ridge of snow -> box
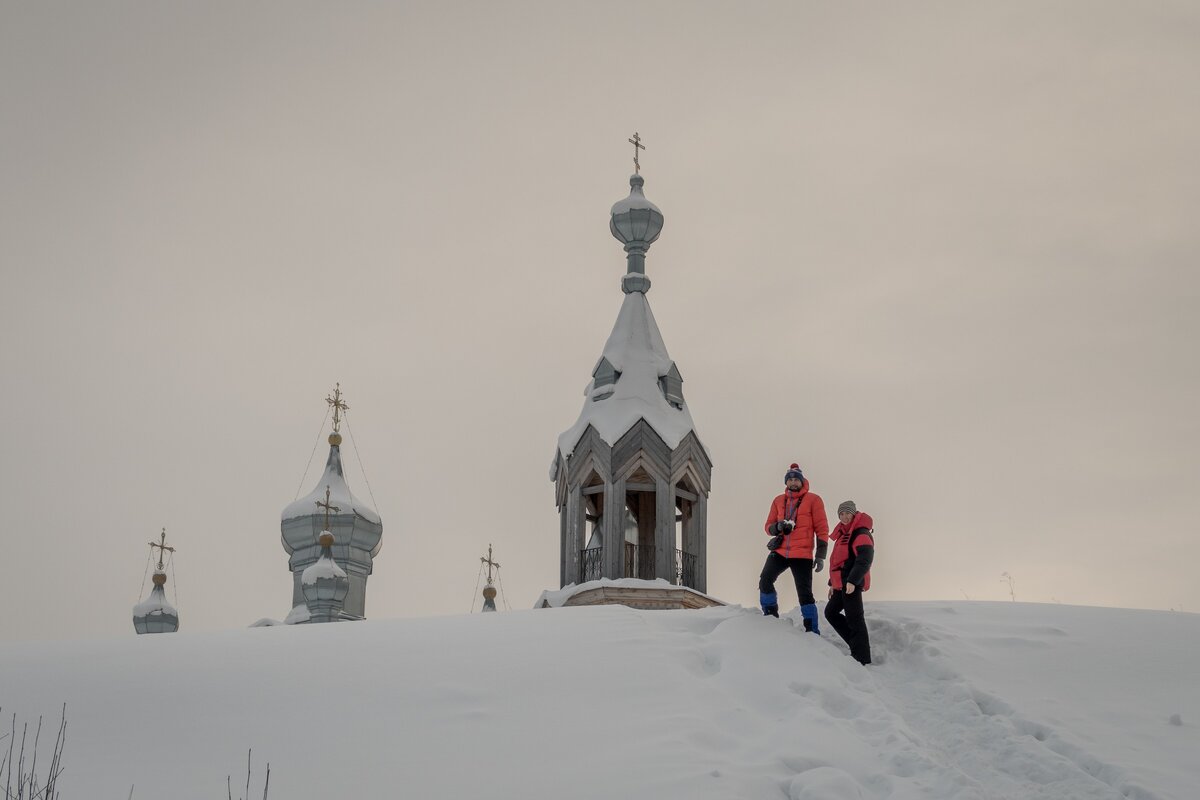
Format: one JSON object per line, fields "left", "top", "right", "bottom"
{"left": 555, "top": 291, "right": 700, "bottom": 464}
{"left": 281, "top": 445, "right": 380, "bottom": 524}
{"left": 4, "top": 602, "right": 1195, "bottom": 799}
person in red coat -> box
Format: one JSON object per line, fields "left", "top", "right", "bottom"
{"left": 759, "top": 463, "right": 830, "bottom": 631}
{"left": 825, "top": 500, "right": 875, "bottom": 665}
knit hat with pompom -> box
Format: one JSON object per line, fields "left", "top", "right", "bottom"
{"left": 784, "top": 463, "right": 804, "bottom": 484}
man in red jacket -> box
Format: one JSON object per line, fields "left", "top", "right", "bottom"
{"left": 760, "top": 463, "right": 830, "bottom": 631}
{"left": 826, "top": 500, "right": 875, "bottom": 665}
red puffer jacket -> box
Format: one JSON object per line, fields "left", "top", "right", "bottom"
{"left": 828, "top": 512, "right": 875, "bottom": 591}
{"left": 763, "top": 480, "right": 830, "bottom": 560}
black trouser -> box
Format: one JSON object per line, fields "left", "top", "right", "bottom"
{"left": 825, "top": 588, "right": 871, "bottom": 665}
{"left": 759, "top": 552, "right": 815, "bottom": 606}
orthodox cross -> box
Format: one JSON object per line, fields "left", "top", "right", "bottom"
{"left": 148, "top": 528, "right": 176, "bottom": 571}
{"left": 326, "top": 383, "right": 349, "bottom": 434}
{"left": 627, "top": 131, "right": 645, "bottom": 174}
{"left": 480, "top": 543, "right": 500, "bottom": 585}
{"left": 315, "top": 485, "right": 340, "bottom": 531}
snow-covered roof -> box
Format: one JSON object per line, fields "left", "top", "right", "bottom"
{"left": 555, "top": 290, "right": 700, "bottom": 465}
{"left": 281, "top": 443, "right": 380, "bottom": 524}
{"left": 132, "top": 584, "right": 177, "bottom": 618}
{"left": 534, "top": 577, "right": 719, "bottom": 608}
{"left": 302, "top": 542, "right": 348, "bottom": 585}
{"left": 283, "top": 603, "right": 311, "bottom": 624}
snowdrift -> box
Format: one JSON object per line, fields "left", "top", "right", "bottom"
{"left": 0, "top": 602, "right": 1195, "bottom": 799}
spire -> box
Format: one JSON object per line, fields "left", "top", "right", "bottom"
{"left": 133, "top": 528, "right": 179, "bottom": 634}
{"left": 610, "top": 133, "right": 664, "bottom": 294}
{"left": 480, "top": 544, "right": 501, "bottom": 612}
{"left": 282, "top": 385, "right": 381, "bottom": 531}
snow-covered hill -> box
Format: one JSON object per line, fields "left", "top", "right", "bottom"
{"left": 1, "top": 602, "right": 1195, "bottom": 799}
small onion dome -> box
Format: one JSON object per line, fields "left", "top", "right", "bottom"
{"left": 481, "top": 583, "right": 498, "bottom": 612}
{"left": 302, "top": 530, "right": 349, "bottom": 622}
{"left": 133, "top": 571, "right": 179, "bottom": 634}
{"left": 610, "top": 174, "right": 664, "bottom": 248}
{"left": 328, "top": 432, "right": 342, "bottom": 446}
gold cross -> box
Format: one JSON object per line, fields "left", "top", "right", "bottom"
{"left": 480, "top": 543, "right": 501, "bottom": 584}
{"left": 148, "top": 528, "right": 176, "bottom": 571}
{"left": 628, "top": 132, "right": 645, "bottom": 174}
{"left": 315, "top": 485, "right": 340, "bottom": 531}
{"left": 326, "top": 383, "right": 350, "bottom": 434}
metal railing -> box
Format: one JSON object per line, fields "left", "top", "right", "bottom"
{"left": 581, "top": 545, "right": 698, "bottom": 588}
{"left": 676, "top": 549, "right": 697, "bottom": 589}
{"left": 580, "top": 546, "right": 603, "bottom": 583}
{"left": 624, "top": 542, "right": 656, "bottom": 580}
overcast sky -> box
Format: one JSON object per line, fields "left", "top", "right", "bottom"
{"left": 2, "top": 1, "right": 1198, "bottom": 641}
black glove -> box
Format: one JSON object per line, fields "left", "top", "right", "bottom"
{"left": 813, "top": 559, "right": 824, "bottom": 573}
{"left": 773, "top": 520, "right": 795, "bottom": 534}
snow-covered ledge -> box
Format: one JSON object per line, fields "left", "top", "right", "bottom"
{"left": 536, "top": 578, "right": 725, "bottom": 611}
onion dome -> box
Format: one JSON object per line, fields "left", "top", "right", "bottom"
{"left": 133, "top": 571, "right": 179, "bottom": 634}
{"left": 301, "top": 529, "right": 350, "bottom": 623}
{"left": 479, "top": 544, "right": 501, "bottom": 612}
{"left": 282, "top": 433, "right": 382, "bottom": 552}
{"left": 482, "top": 584, "right": 498, "bottom": 612}
{"left": 610, "top": 174, "right": 664, "bottom": 294}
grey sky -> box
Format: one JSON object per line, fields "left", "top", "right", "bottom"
{"left": 2, "top": 2, "right": 1198, "bottom": 640}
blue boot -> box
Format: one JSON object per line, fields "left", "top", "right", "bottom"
{"left": 801, "top": 603, "right": 821, "bottom": 634}
{"left": 760, "top": 592, "right": 779, "bottom": 618}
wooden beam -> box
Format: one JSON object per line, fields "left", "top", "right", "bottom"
{"left": 623, "top": 481, "right": 697, "bottom": 502}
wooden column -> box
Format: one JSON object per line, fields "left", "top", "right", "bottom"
{"left": 654, "top": 477, "right": 676, "bottom": 583}
{"left": 603, "top": 477, "right": 626, "bottom": 578}
{"left": 564, "top": 484, "right": 586, "bottom": 587}
{"left": 688, "top": 494, "right": 708, "bottom": 593}
{"left": 636, "top": 490, "right": 655, "bottom": 548}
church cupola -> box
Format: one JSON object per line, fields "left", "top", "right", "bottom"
{"left": 133, "top": 529, "right": 179, "bottom": 634}
{"left": 300, "top": 490, "right": 351, "bottom": 623}
{"left": 609, "top": 136, "right": 664, "bottom": 296}
{"left": 479, "top": 544, "right": 501, "bottom": 612}
{"left": 281, "top": 385, "right": 382, "bottom": 619}
{"left": 551, "top": 137, "right": 713, "bottom": 596}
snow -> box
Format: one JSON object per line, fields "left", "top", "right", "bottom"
{"left": 610, "top": 175, "right": 663, "bottom": 218}
{"left": 555, "top": 291, "right": 701, "bottom": 465}
{"left": 131, "top": 584, "right": 177, "bottom": 618}
{"left": 1, "top": 602, "right": 1195, "bottom": 799}
{"left": 535, "top": 577, "right": 721, "bottom": 608}
{"left": 301, "top": 549, "right": 347, "bottom": 585}
{"left": 281, "top": 444, "right": 380, "bottom": 524}
{"left": 283, "top": 603, "right": 311, "bottom": 624}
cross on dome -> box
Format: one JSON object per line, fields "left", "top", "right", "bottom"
{"left": 480, "top": 543, "right": 501, "bottom": 586}
{"left": 326, "top": 383, "right": 349, "bottom": 434}
{"left": 315, "top": 485, "right": 340, "bottom": 531}
{"left": 148, "top": 527, "right": 176, "bottom": 571}
{"left": 628, "top": 131, "right": 645, "bottom": 174}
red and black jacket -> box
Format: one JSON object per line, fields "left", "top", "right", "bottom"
{"left": 828, "top": 512, "right": 875, "bottom": 591}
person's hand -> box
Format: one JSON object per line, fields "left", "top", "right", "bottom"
{"left": 780, "top": 519, "right": 795, "bottom": 533}
{"left": 827, "top": 586, "right": 833, "bottom": 600}
{"left": 845, "top": 583, "right": 856, "bottom": 594}
{"left": 813, "top": 558, "right": 824, "bottom": 573}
